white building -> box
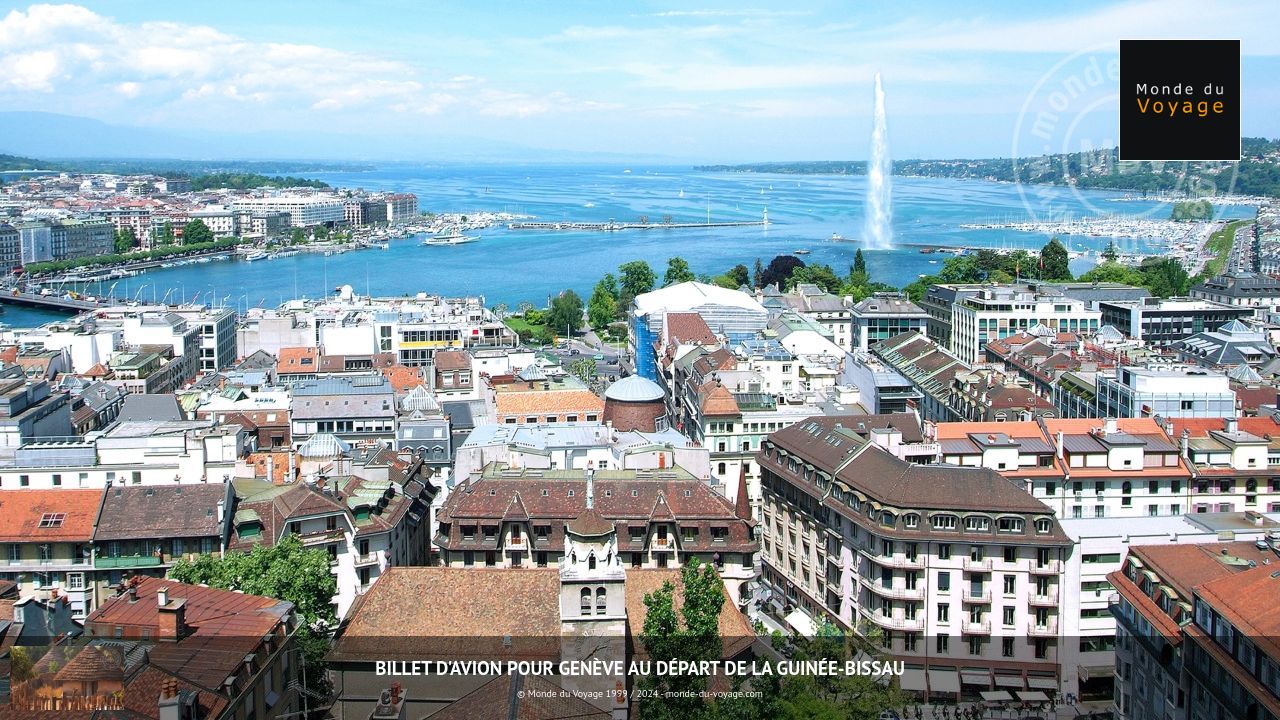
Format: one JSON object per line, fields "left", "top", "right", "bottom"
{"left": 951, "top": 286, "right": 1101, "bottom": 363}
{"left": 1094, "top": 365, "right": 1237, "bottom": 419}
{"left": 231, "top": 195, "right": 345, "bottom": 227}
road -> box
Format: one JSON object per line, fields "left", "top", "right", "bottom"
{"left": 545, "top": 335, "right": 626, "bottom": 382}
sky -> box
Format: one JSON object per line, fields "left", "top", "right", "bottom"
{"left": 0, "top": 1, "right": 1278, "bottom": 162}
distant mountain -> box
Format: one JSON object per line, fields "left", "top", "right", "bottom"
{"left": 0, "top": 111, "right": 678, "bottom": 164}
{"left": 697, "top": 138, "right": 1280, "bottom": 197}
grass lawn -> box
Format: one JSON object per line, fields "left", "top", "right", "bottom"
{"left": 1201, "top": 219, "right": 1252, "bottom": 278}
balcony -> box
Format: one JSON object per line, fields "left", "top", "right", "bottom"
{"left": 865, "top": 580, "right": 925, "bottom": 601}
{"left": 963, "top": 557, "right": 993, "bottom": 571}
{"left": 5, "top": 558, "right": 93, "bottom": 569}
{"left": 1030, "top": 560, "right": 1062, "bottom": 575}
{"left": 861, "top": 548, "right": 924, "bottom": 569}
{"left": 353, "top": 552, "right": 381, "bottom": 567}
{"left": 1028, "top": 618, "right": 1059, "bottom": 636}
{"left": 963, "top": 588, "right": 992, "bottom": 603}
{"left": 506, "top": 536, "right": 526, "bottom": 550}
{"left": 96, "top": 555, "right": 164, "bottom": 569}
{"left": 1029, "top": 592, "right": 1059, "bottom": 607}
{"left": 651, "top": 537, "right": 675, "bottom": 552}
{"left": 962, "top": 619, "right": 992, "bottom": 634}
{"left": 868, "top": 613, "right": 924, "bottom": 631}
{"left": 299, "top": 529, "right": 345, "bottom": 547}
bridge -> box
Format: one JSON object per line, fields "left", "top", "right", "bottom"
{"left": 0, "top": 289, "right": 104, "bottom": 313}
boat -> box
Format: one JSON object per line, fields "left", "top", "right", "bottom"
{"left": 243, "top": 250, "right": 268, "bottom": 262}
{"left": 831, "top": 232, "right": 846, "bottom": 241}
{"left": 794, "top": 249, "right": 811, "bottom": 255}
{"left": 583, "top": 202, "right": 596, "bottom": 208}
{"left": 424, "top": 229, "right": 479, "bottom": 246}
{"left": 920, "top": 248, "right": 937, "bottom": 254}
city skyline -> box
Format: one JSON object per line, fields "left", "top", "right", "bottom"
{"left": 1, "top": 0, "right": 1279, "bottom": 162}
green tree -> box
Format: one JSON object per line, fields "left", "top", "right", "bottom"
{"left": 113, "top": 228, "right": 137, "bottom": 254}
{"left": 1102, "top": 240, "right": 1119, "bottom": 262}
{"left": 182, "top": 219, "right": 214, "bottom": 246}
{"left": 638, "top": 559, "right": 725, "bottom": 720}
{"left": 290, "top": 227, "right": 306, "bottom": 245}
{"left": 9, "top": 646, "right": 34, "bottom": 683}
{"left": 619, "top": 260, "right": 657, "bottom": 298}
{"left": 1039, "top": 238, "right": 1072, "bottom": 280}
{"left": 169, "top": 534, "right": 337, "bottom": 702}
{"left": 158, "top": 222, "right": 176, "bottom": 246}
{"left": 767, "top": 623, "right": 907, "bottom": 719}
{"left": 789, "top": 263, "right": 842, "bottom": 293}
{"left": 1140, "top": 257, "right": 1191, "bottom": 297}
{"left": 313, "top": 225, "right": 330, "bottom": 241}
{"left": 588, "top": 275, "right": 620, "bottom": 329}
{"left": 853, "top": 249, "right": 867, "bottom": 276}
{"left": 567, "top": 357, "right": 597, "bottom": 385}
{"left": 752, "top": 258, "right": 764, "bottom": 288}
{"left": 663, "top": 256, "right": 696, "bottom": 286}
{"left": 759, "top": 255, "right": 806, "bottom": 290}
{"left": 725, "top": 264, "right": 750, "bottom": 288}
{"left": 492, "top": 302, "right": 509, "bottom": 318}
{"left": 546, "top": 289, "right": 585, "bottom": 336}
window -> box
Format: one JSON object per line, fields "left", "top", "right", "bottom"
{"left": 937, "top": 571, "right": 950, "bottom": 592}
{"left": 19, "top": 475, "right": 29, "bottom": 487}
{"left": 1003, "top": 607, "right": 1015, "bottom": 626}
{"left": 996, "top": 517, "right": 1024, "bottom": 533}
{"left": 37, "top": 513, "right": 65, "bottom": 529}
{"left": 580, "top": 588, "right": 592, "bottom": 616}
{"left": 463, "top": 551, "right": 475, "bottom": 566}
{"left": 51, "top": 474, "right": 61, "bottom": 487}
{"left": 485, "top": 551, "right": 496, "bottom": 567}
{"left": 1003, "top": 575, "right": 1016, "bottom": 595}
{"left": 936, "top": 635, "right": 949, "bottom": 654}
{"left": 596, "top": 588, "right": 607, "bottom": 615}
{"left": 1002, "top": 637, "right": 1015, "bottom": 657}
{"left": 937, "top": 603, "right": 950, "bottom": 622}
{"left": 1003, "top": 546, "right": 1017, "bottom": 563}
{"left": 938, "top": 544, "right": 951, "bottom": 560}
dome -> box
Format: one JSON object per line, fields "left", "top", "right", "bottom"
{"left": 298, "top": 433, "right": 351, "bottom": 459}
{"left": 604, "top": 375, "right": 665, "bottom": 403}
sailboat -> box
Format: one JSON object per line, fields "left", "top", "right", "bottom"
{"left": 679, "top": 189, "right": 685, "bottom": 198}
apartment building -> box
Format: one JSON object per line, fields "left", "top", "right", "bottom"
{"left": 850, "top": 293, "right": 929, "bottom": 352}
{"left": 289, "top": 375, "right": 397, "bottom": 446}
{"left": 773, "top": 283, "right": 855, "bottom": 351}
{"left": 872, "top": 331, "right": 970, "bottom": 422}
{"left": 1109, "top": 541, "right": 1280, "bottom": 720}
{"left": 1093, "top": 366, "right": 1239, "bottom": 419}
{"left": 0, "top": 365, "right": 74, "bottom": 462}
{"left": 1169, "top": 416, "right": 1280, "bottom": 514}
{"left": 1191, "top": 270, "right": 1280, "bottom": 317}
{"left": 384, "top": 193, "right": 419, "bottom": 223}
{"left": 759, "top": 416, "right": 1073, "bottom": 698}
{"left": 950, "top": 285, "right": 1101, "bottom": 364}
{"left": 0, "top": 488, "right": 100, "bottom": 617}
{"left": 231, "top": 195, "right": 345, "bottom": 227}
{"left": 0, "top": 222, "right": 21, "bottom": 272}
{"left": 1099, "top": 297, "right": 1252, "bottom": 346}
{"left": 433, "top": 464, "right": 759, "bottom": 605}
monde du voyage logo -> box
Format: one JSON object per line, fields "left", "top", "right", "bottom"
{"left": 1120, "top": 40, "right": 1240, "bottom": 162}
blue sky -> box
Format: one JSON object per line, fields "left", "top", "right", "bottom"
{"left": 0, "top": 1, "right": 1277, "bottom": 161}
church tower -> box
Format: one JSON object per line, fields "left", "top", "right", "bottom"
{"left": 559, "top": 465, "right": 628, "bottom": 720}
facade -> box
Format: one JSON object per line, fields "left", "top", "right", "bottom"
{"left": 851, "top": 293, "right": 929, "bottom": 352}
{"left": 384, "top": 193, "right": 419, "bottom": 223}
{"left": 187, "top": 207, "right": 240, "bottom": 237}
{"left": 1191, "top": 270, "right": 1280, "bottom": 317}
{"left": 839, "top": 351, "right": 924, "bottom": 414}
{"left": 0, "top": 222, "right": 21, "bottom": 272}
{"left": 290, "top": 376, "right": 397, "bottom": 445}
{"left": 1094, "top": 365, "right": 1238, "bottom": 419}
{"left": 871, "top": 331, "right": 970, "bottom": 422}
{"left": 433, "top": 464, "right": 758, "bottom": 605}
{"left": 0, "top": 488, "right": 100, "bottom": 617}
{"left": 231, "top": 195, "right": 345, "bottom": 227}
{"left": 630, "top": 282, "right": 769, "bottom": 381}
{"left": 0, "top": 365, "right": 74, "bottom": 463}
{"left": 1170, "top": 416, "right": 1280, "bottom": 515}
{"left": 759, "top": 416, "right": 1075, "bottom": 698}
{"left": 16, "top": 217, "right": 113, "bottom": 264}
{"left": 951, "top": 285, "right": 1101, "bottom": 364}
{"left": 1108, "top": 541, "right": 1280, "bottom": 720}
{"left": 1098, "top": 297, "right": 1252, "bottom": 346}
{"left": 775, "top": 284, "right": 855, "bottom": 351}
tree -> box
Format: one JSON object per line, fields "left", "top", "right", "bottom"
{"left": 751, "top": 258, "right": 764, "bottom": 288}
{"left": 169, "top": 534, "right": 337, "bottom": 703}
{"left": 619, "top": 260, "right": 657, "bottom": 298}
{"left": 567, "top": 357, "right": 597, "bottom": 385}
{"left": 664, "top": 257, "right": 696, "bottom": 287}
{"left": 492, "top": 302, "right": 509, "bottom": 319}
{"left": 158, "top": 222, "right": 176, "bottom": 246}
{"left": 290, "top": 227, "right": 306, "bottom": 245}
{"left": 789, "top": 263, "right": 842, "bottom": 293}
{"left": 313, "top": 225, "right": 330, "bottom": 241}
{"left": 1102, "top": 240, "right": 1119, "bottom": 262}
{"left": 588, "top": 276, "right": 619, "bottom": 329}
{"left": 546, "top": 289, "right": 585, "bottom": 336}
{"left": 758, "top": 255, "right": 806, "bottom": 290}
{"left": 516, "top": 301, "right": 535, "bottom": 316}
{"left": 637, "top": 559, "right": 725, "bottom": 720}
{"left": 182, "top": 219, "right": 214, "bottom": 246}
{"left": 726, "top": 264, "right": 750, "bottom": 288}
{"left": 766, "top": 623, "right": 907, "bottom": 719}
{"left": 9, "top": 646, "right": 33, "bottom": 683}
{"left": 1140, "top": 257, "right": 1191, "bottom": 297}
{"left": 113, "top": 228, "right": 137, "bottom": 254}
{"left": 1078, "top": 261, "right": 1143, "bottom": 285}
{"left": 853, "top": 249, "right": 867, "bottom": 276}
{"left": 1039, "top": 238, "right": 1072, "bottom": 281}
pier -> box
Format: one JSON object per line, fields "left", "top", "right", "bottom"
{"left": 508, "top": 212, "right": 769, "bottom": 233}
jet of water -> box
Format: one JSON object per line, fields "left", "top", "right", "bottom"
{"left": 863, "top": 73, "right": 893, "bottom": 250}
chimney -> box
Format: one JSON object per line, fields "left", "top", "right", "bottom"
{"left": 158, "top": 592, "right": 187, "bottom": 642}
{"left": 1225, "top": 417, "right": 1239, "bottom": 434}
{"left": 585, "top": 463, "right": 595, "bottom": 509}
{"left": 1103, "top": 418, "right": 1118, "bottom": 435}
{"left": 157, "top": 586, "right": 168, "bottom": 607}
{"left": 1180, "top": 429, "right": 1190, "bottom": 459}
{"left": 1055, "top": 431, "right": 1064, "bottom": 460}
{"left": 370, "top": 684, "right": 408, "bottom": 720}
{"left": 128, "top": 585, "right": 138, "bottom": 603}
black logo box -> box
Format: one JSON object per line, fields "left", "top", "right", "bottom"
{"left": 1119, "top": 39, "right": 1240, "bottom": 162}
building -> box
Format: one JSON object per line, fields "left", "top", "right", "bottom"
{"left": 602, "top": 375, "right": 667, "bottom": 432}
{"left": 1174, "top": 319, "right": 1278, "bottom": 371}
{"left": 950, "top": 285, "right": 1101, "bottom": 364}
{"left": 94, "top": 206, "right": 154, "bottom": 245}
{"left": 0, "top": 488, "right": 100, "bottom": 617}
{"left": 871, "top": 331, "right": 970, "bottom": 422}
{"left": 187, "top": 207, "right": 240, "bottom": 238}
{"left": 839, "top": 351, "right": 924, "bottom": 415}
{"left": 228, "top": 443, "right": 436, "bottom": 618}
{"left": 290, "top": 376, "right": 397, "bottom": 446}
{"left": 0, "top": 222, "right": 21, "bottom": 272}
{"left": 1169, "top": 416, "right": 1280, "bottom": 514}
{"left": 431, "top": 349, "right": 474, "bottom": 398}
{"left": 758, "top": 416, "right": 1074, "bottom": 698}
{"left": 230, "top": 195, "right": 345, "bottom": 227}
{"left": 774, "top": 284, "right": 855, "bottom": 351}
{"left": 488, "top": 369, "right": 604, "bottom": 426}
{"left": 1108, "top": 540, "right": 1280, "bottom": 720}
{"left": 243, "top": 210, "right": 291, "bottom": 239}
{"left": 0, "top": 365, "right": 74, "bottom": 463}
{"left": 1093, "top": 365, "right": 1238, "bottom": 419}
{"left": 15, "top": 217, "right": 113, "bottom": 264}
{"left": 434, "top": 463, "right": 758, "bottom": 605}
{"left": 630, "top": 282, "right": 768, "bottom": 381}
{"left": 384, "top": 193, "right": 418, "bottom": 223}
{"left": 850, "top": 293, "right": 929, "bottom": 352}
{"left": 1191, "top": 270, "right": 1280, "bottom": 317}
{"left": 1098, "top": 297, "right": 1252, "bottom": 346}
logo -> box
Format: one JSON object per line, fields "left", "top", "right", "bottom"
{"left": 1120, "top": 40, "right": 1240, "bottom": 161}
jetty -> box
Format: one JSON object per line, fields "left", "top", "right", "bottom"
{"left": 0, "top": 289, "right": 106, "bottom": 312}
{"left": 508, "top": 211, "right": 770, "bottom": 233}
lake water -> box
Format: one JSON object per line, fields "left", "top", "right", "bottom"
{"left": 5, "top": 165, "right": 1255, "bottom": 327}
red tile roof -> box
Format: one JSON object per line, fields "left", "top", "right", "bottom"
{"left": 380, "top": 365, "right": 424, "bottom": 394}
{"left": 0, "top": 489, "right": 101, "bottom": 542}
{"left": 276, "top": 347, "right": 317, "bottom": 374}
{"left": 433, "top": 350, "right": 472, "bottom": 371}
{"left": 1169, "top": 416, "right": 1280, "bottom": 438}
{"left": 665, "top": 312, "right": 718, "bottom": 346}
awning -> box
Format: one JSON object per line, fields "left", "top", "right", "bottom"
{"left": 899, "top": 666, "right": 928, "bottom": 692}
{"left": 1017, "top": 690, "right": 1050, "bottom": 702}
{"left": 1026, "top": 677, "right": 1058, "bottom": 690}
{"left": 980, "top": 690, "right": 1013, "bottom": 702}
{"left": 1078, "top": 664, "right": 1115, "bottom": 681}
{"left": 785, "top": 609, "right": 816, "bottom": 638}
{"left": 928, "top": 668, "right": 961, "bottom": 694}
{"left": 994, "top": 674, "right": 1023, "bottom": 688}
{"left": 961, "top": 669, "right": 990, "bottom": 685}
